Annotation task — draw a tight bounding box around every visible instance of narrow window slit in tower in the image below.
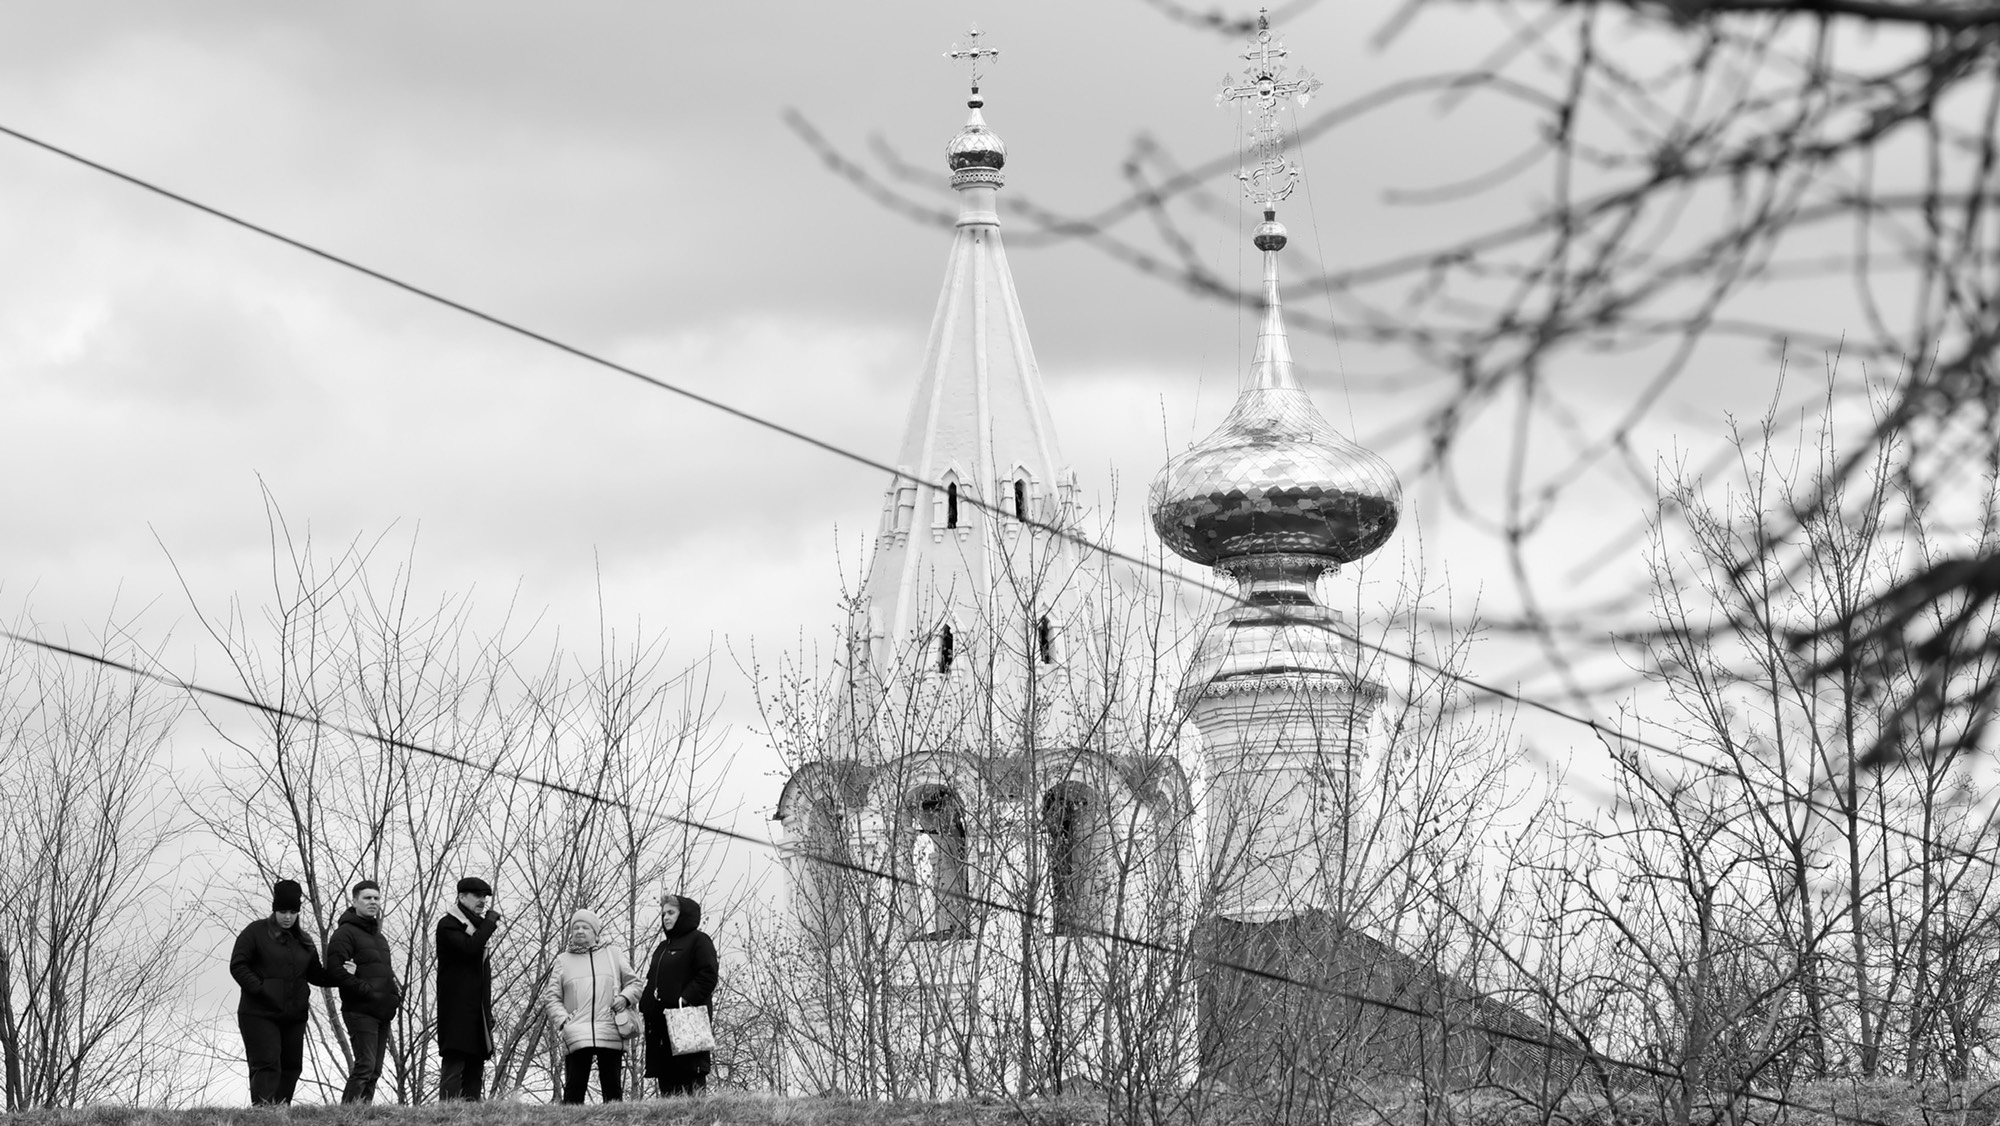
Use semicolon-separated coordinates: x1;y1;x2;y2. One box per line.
1037;616;1054;664
947;483;960;528
1014;479;1027;521
938;625;955;674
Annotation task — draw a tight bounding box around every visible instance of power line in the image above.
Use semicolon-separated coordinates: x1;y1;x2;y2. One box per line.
2;118;1995;880
0;625;1907;1126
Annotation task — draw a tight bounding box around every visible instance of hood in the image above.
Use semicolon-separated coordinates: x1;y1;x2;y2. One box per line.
339;907;380;933
668;896;701;938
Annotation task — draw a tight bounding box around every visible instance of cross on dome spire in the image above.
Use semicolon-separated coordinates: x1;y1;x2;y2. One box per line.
945;26;1000;94
944;26;1007;185
1217;9;1321;207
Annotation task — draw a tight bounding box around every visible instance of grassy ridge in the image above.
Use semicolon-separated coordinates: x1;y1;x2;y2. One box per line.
7;1083;1999;1126
0;1096;1099;1126
1375;1082;2000;1126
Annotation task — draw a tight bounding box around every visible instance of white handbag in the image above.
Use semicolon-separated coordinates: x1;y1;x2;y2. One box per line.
613;1007;643;1040
663;1003;714;1055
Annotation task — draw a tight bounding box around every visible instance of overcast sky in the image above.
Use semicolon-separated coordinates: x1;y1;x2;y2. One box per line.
0;1;1875;841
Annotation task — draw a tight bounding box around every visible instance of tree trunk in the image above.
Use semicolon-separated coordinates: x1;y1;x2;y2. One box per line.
0;937;21;1111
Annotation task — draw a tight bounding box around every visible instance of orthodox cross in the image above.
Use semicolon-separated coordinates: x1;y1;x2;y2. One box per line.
945;26;1000;92
1217;9;1321;206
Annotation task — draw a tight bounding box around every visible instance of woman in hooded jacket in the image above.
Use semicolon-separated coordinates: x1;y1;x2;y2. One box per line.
540;908;643;1103
640;892;719;1096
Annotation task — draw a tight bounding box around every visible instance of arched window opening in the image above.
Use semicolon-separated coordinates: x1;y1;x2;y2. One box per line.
1037;615;1054;664
946;482;960;528
937;625;955;674
1014;478;1028;521
1042;786;1101;937
906;786;972;940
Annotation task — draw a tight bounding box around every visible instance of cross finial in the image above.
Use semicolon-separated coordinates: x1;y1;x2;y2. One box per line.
1217;8;1321;208
945;25;1000;93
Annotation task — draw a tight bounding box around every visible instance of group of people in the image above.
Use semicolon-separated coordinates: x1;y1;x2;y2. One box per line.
228;877;719;1106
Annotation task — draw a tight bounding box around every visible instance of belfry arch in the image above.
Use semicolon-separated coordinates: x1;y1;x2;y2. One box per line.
900;783;972;941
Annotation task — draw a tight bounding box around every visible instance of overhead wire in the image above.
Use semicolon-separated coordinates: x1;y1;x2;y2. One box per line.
1;118;1997;879
0;624;1913;1126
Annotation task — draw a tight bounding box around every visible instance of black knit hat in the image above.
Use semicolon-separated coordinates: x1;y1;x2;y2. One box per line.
272;880;304;912
456;876;492;896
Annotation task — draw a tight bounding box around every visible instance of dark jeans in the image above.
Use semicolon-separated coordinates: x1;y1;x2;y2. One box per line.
562;1047;623;1103
659;1071;708;1097
341;1012;391;1104
238;1013;306;1105
439;1050;487;1101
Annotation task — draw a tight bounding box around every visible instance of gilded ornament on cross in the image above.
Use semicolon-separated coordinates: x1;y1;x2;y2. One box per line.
1217;9;1321;207
945;26;1000;91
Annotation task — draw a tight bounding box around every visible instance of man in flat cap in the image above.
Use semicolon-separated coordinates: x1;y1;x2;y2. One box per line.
436;876;501;1100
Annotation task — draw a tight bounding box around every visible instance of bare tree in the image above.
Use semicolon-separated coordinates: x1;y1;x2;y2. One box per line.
1627;378;2000;1083
1448;375;2000;1124
0;621;197;1108
177;498;730;1104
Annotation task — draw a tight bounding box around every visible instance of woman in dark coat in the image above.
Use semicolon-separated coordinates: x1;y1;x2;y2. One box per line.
228;879;353;1105
435;876;501;1100
640;893;719;1096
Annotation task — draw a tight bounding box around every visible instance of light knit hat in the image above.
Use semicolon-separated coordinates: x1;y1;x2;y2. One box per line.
568;908;602;937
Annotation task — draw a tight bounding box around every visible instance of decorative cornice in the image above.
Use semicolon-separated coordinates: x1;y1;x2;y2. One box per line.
1190;670;1387;702
952;166;1005;191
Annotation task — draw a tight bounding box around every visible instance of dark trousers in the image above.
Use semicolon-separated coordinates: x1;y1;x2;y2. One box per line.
658;1071;708;1097
238;1013;306;1105
341;1012;391;1104
561;1047;624;1104
439;1050;487;1101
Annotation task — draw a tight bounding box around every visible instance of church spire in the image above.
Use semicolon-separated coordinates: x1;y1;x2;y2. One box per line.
843;29;1075;706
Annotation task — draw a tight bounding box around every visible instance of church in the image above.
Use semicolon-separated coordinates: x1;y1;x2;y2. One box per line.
770;17;1572;1110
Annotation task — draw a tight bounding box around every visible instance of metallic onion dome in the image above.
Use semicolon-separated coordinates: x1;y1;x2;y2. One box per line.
1151;212;1401;568
946;92;1007;171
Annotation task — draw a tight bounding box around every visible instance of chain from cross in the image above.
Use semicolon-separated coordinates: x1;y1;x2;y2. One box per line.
1217;9;1321;207
945;26;1000;91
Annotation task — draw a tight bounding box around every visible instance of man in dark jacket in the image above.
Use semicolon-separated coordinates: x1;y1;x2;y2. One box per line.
640;892;720;1096
435;875;501;1101
326;879;402;1104
229;879;355;1105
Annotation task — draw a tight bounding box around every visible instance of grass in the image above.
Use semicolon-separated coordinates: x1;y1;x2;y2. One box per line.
1373;1080;2000;1126
1178;1080;2000;1125
9;1081;2000;1126
0;1094;1100;1126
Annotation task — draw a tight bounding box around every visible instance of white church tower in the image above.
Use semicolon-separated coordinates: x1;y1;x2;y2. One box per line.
1150;6;1403;931
1150;11;1416;1096
774;32;1192;1100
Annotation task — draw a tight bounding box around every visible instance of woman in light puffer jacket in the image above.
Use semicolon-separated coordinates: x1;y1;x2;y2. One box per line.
541;908;643;1103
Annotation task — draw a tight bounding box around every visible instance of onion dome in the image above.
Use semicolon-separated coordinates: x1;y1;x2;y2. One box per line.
946;93;1007;173
1151;213;1401;569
